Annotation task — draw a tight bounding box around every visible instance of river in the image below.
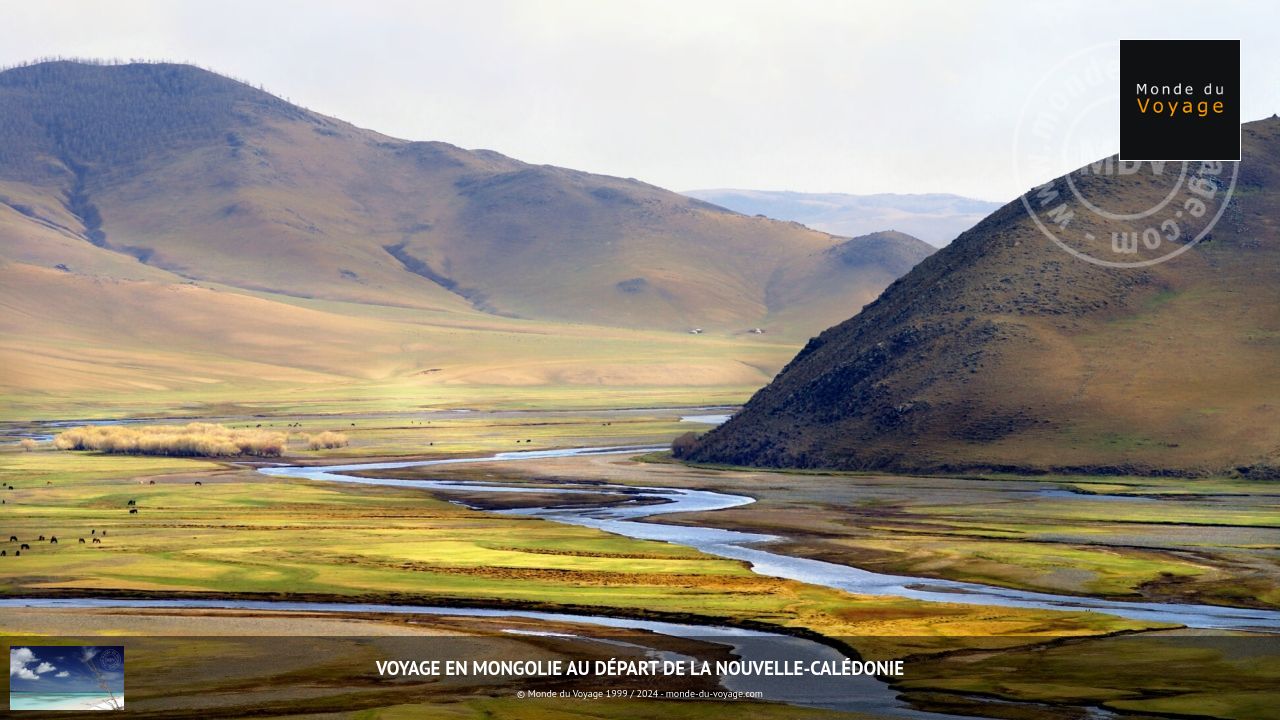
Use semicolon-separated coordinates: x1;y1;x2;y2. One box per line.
10;442;1274;718
259;445;1280;633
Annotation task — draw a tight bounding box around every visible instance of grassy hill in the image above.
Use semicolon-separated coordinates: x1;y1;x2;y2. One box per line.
0;61;930;333
688;118;1280;477
0;61;933;415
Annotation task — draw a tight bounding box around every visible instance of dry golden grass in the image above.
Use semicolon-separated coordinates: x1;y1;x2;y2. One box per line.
53;422;286;457
306;431;349;450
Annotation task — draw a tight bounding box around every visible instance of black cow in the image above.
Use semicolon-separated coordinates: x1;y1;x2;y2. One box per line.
1;550;6;556
49;537;57;544
148;480;155;485
37;535;44;541
19;543;30;550
79;538;86;544
8;535;15;542
127;500;136;506
194;481;202;486
92;538;101;544
129;508;138;514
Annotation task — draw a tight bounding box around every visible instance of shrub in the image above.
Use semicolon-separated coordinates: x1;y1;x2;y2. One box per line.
54;423;286;457
671;431;700;459
19;438;37;452
307;431;349;450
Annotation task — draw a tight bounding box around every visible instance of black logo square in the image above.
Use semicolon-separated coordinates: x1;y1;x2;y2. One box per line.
1120;40;1240;161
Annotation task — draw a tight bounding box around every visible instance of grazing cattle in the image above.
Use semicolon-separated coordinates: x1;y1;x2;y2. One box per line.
1;550;5;556
37;535;44;541
19;543;30;550
148;480;155;485
91;529;96;535
127;500;136;506
102;530;107;536
7;485;13;489
8;536;16;542
194;481;202;486
92;538;101;544
129;508;138;514
79;538;86;544
46;481;52;486
13;550;18;556
50;537;57;544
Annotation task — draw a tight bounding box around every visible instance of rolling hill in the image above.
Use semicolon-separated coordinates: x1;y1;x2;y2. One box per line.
687;117;1280;477
0;60;933;412
0;60;930;334
683;189;1000;247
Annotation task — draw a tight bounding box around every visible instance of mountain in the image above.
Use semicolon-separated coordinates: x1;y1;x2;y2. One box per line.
762;230;934;330
682;189;1000;247
686;117;1280;477
0;61;931;338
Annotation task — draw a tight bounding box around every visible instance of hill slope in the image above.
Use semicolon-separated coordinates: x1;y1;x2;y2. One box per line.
688;118;1280;476
683;189;1000;247
0;61;930;338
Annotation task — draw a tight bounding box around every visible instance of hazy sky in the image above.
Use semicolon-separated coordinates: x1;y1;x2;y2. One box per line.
2;1;1277;200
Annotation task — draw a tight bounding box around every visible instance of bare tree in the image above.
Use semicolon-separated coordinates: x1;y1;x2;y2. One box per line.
81;647;123;711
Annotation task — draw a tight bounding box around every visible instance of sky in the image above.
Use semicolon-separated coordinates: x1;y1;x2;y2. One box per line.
1;0;1277;201
10;646;124;694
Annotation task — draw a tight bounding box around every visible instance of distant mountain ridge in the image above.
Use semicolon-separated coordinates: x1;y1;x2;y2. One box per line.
687;118;1280;477
683;189;1000;247
0;61;932;338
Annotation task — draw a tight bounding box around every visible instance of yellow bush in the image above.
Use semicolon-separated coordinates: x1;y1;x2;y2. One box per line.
307;431;349;450
54;423;287;457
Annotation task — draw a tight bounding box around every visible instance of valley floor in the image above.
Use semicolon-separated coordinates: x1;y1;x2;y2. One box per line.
2;406;1277;719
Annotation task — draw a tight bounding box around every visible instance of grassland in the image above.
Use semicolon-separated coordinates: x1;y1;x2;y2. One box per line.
0;261;795;423
3;410;1278;718
0;446;1152;664
7;606;888;719
459;452;1280;611
896;630;1280;720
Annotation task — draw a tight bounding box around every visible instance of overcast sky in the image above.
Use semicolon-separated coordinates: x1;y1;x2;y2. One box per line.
2;1;1277;200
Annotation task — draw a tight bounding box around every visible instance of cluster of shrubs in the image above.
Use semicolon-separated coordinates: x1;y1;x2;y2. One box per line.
671;431;699;459
305;431;349;450
54;423;287;457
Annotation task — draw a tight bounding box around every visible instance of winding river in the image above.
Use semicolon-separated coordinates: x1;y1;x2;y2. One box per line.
10;442;1275;718
259;445;1280;633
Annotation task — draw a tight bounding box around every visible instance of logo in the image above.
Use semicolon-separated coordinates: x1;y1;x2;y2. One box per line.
1013;43;1238;268
1120;40;1240;161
